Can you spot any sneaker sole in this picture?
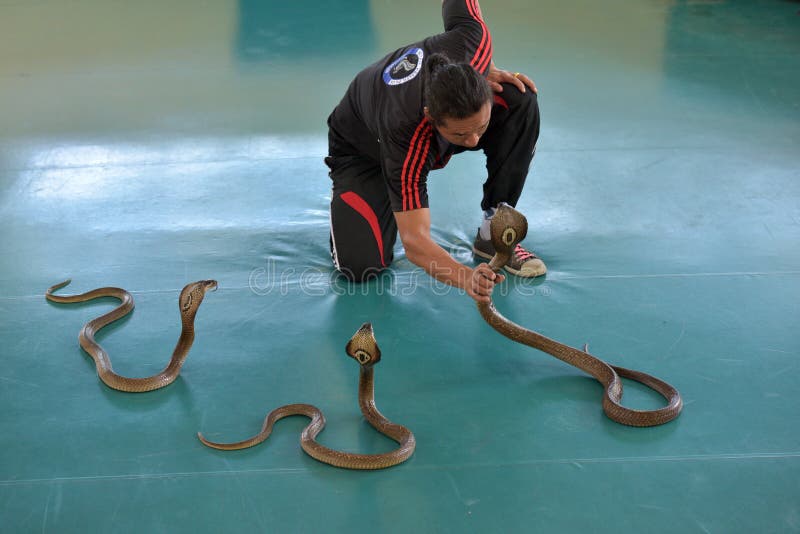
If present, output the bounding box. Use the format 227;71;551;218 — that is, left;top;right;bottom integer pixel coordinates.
471;246;547;278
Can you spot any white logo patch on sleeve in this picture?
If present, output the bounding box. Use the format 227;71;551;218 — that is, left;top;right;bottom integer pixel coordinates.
382;48;424;86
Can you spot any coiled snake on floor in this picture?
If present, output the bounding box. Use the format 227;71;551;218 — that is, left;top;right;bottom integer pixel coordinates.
479;204;683;426
45;279;218;392
198;323;416;470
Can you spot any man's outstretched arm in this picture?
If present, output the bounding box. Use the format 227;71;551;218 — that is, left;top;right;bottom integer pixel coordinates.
395;208;504;303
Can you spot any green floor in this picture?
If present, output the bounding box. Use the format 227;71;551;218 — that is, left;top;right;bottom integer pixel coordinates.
2;0;799;532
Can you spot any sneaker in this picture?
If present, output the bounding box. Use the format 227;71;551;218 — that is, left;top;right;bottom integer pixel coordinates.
472;230;547;277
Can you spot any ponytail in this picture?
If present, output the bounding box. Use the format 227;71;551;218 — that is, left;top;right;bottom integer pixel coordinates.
424;53;451;82
423;52;491;125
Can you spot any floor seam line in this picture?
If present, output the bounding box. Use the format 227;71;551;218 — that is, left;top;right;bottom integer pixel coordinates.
2;451;799;486
5;270;800;301
2;143;799;174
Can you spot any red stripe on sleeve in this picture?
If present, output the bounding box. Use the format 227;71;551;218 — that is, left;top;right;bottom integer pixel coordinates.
406;124;432;210
400;119;430;211
412;130;432;209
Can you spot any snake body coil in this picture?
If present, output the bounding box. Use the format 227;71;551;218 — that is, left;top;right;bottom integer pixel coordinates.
198;323;415;470
45;279;218;392
478;204;683;427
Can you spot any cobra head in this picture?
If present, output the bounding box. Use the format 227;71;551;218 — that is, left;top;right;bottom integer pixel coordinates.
178;280;218;322
345;323;382;367
490;203;528;255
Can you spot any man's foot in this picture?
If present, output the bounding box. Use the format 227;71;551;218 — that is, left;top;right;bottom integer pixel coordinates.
472;230;547;277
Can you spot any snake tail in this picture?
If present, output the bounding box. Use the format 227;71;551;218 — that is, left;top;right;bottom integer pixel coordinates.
478;203;683;427
197;323;415;470
46;279;217;393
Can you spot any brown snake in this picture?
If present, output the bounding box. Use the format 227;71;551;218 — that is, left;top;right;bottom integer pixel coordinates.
45;279;218;392
478;204;683;426
198;323;416;470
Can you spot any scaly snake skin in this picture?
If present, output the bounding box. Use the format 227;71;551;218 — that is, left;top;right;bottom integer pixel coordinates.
45;279;218;392
198;323;416;470
478;204;683;426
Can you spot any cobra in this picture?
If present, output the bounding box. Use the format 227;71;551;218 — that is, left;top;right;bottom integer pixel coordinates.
45;279;218;392
477;204;683;427
197;323;416;470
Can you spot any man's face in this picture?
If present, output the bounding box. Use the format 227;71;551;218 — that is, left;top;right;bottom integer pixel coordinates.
427;101;492;148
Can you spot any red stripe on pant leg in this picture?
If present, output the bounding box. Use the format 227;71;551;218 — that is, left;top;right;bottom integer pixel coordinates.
477;37;492;74
466;0;492;73
493;94;508;109
340;191;386;268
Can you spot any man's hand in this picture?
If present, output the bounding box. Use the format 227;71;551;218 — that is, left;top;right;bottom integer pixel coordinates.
395;209;506;303
487;61;538;94
468;263;505;303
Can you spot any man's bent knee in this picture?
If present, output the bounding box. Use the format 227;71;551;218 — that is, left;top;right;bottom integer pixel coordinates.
335;262;388;283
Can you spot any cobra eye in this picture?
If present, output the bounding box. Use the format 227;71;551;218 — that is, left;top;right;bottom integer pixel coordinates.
502;228;517;246
354;349;371;364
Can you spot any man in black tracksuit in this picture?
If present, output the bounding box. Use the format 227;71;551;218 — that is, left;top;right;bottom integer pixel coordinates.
327;0;543;303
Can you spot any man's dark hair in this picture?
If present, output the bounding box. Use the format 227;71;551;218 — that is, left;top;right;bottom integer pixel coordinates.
423;53;492;125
